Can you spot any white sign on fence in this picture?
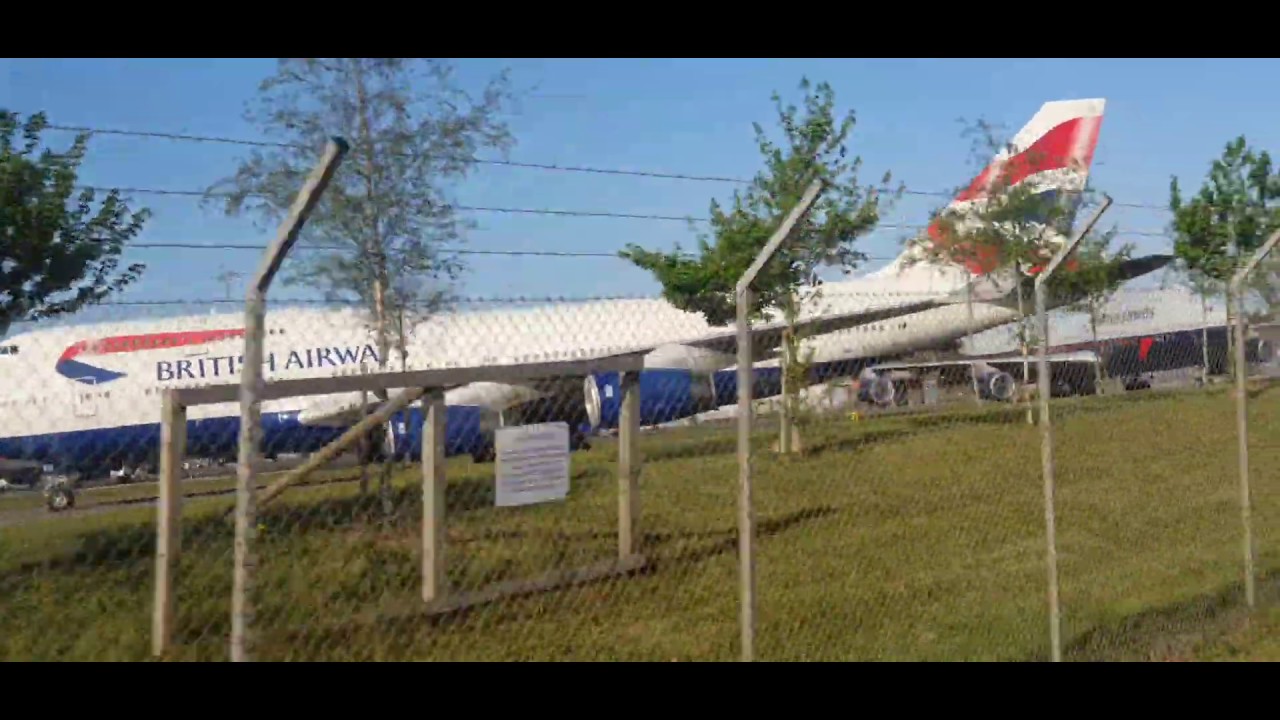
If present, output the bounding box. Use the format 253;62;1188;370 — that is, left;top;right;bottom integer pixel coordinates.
494;422;570;507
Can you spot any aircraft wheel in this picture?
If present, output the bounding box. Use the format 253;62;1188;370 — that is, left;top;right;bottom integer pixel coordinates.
46;485;75;512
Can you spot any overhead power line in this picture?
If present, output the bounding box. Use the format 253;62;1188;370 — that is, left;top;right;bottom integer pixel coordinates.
45;123;750;185
130;242;638;258
68;281;1201;311
88;294;659;308
41;120;1177;211
80;185;709;223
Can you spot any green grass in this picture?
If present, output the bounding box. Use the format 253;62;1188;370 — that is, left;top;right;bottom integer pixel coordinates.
2;385;1279;661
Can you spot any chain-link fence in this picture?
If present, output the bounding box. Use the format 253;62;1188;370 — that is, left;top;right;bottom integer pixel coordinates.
4;272;1280;660
1;277;1273;661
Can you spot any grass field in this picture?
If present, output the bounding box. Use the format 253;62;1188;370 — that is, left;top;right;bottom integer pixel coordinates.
2;385;1279;661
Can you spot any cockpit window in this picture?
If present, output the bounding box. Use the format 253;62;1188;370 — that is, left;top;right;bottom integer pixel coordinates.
0;345;17;355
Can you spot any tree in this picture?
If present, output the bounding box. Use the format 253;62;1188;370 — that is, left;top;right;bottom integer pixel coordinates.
1049;226;1135;391
618;77;899;451
204;58;519;500
0;110;151;337
899;117;1098;404
1168;135;1280;379
205;59;519;370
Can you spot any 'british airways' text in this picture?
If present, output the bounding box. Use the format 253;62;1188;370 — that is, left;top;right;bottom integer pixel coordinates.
156;344;380;381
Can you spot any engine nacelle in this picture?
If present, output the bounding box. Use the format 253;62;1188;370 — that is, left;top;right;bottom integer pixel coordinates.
857;373;902;407
1248;337;1275;366
976;370;1017;401
586;368;722;431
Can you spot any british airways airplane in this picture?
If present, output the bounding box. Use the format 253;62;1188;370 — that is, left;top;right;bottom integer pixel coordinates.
0;97;1171;488
959;283;1276;386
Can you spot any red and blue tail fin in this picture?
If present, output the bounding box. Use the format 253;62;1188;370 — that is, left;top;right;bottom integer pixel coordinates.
886;98;1106;278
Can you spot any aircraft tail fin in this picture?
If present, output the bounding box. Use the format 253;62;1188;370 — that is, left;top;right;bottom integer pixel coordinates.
881;98;1106;279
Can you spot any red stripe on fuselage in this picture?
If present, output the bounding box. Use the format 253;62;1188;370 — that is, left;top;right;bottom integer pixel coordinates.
58;328;246;363
1138;337;1155;361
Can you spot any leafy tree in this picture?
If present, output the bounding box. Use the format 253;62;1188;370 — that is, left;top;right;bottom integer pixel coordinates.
899;117;1101;403
204;58;519;370
204;58;519;500
1168;135;1280;377
0;110;151;337
620;77;898;328
1049;226;1135;390
901;118;1084;285
620;78;899;450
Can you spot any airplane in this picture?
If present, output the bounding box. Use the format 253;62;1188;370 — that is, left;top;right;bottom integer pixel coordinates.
297;98;1174;438
0;295;962;487
956;282;1276;390
0;97;1172;494
847;282;1280;410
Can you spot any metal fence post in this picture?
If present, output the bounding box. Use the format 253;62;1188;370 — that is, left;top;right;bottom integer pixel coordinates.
232;137;348;662
1034;195;1112;663
734;178;826;662
1228;228;1280;611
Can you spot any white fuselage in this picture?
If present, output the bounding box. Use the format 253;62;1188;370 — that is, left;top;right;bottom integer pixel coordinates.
957;284;1229;357
0;259;989;442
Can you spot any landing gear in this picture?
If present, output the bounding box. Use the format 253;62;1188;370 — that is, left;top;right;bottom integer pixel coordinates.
42;475;76;512
1123;375;1152;392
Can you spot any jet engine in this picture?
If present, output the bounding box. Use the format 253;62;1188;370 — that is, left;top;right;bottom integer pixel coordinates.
868;374;897;406
858;372;907;407
1248;337;1276;366
585;369;720;431
976;369;1017;401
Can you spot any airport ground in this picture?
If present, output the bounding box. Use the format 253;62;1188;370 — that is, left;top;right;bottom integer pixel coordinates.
2;373;1279;661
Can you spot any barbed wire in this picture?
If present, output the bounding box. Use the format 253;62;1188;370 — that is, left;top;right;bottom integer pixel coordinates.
44;123;750;185
129;242;641;259
54;282;1213;311
74;180;1177;242
39;120;1178;212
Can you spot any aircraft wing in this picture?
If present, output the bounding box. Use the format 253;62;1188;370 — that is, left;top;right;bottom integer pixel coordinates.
673;295;953;356
860;350;1100;404
869;349;1099;373
295;294;959;427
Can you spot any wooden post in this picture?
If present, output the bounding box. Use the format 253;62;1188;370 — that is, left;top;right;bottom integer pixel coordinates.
153;391;187;658
233;137;348;662
1228;227;1280;610
734;177;827;662
618;371;641;559
1035;195;1113;662
422;389;446;604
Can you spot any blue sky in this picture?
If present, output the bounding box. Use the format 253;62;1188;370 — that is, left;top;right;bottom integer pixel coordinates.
4;57;1280;325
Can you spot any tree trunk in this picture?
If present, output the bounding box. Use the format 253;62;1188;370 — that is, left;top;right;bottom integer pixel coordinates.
1226;290;1236;382
779;292;797;454
1201;293;1211;386
1016;263;1032;423
354;60;394;510
966;274;981;404
1090;307;1103;395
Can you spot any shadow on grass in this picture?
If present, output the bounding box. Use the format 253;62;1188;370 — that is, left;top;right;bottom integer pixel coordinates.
0;465;613;581
269;503;840;656
1020;567;1280;662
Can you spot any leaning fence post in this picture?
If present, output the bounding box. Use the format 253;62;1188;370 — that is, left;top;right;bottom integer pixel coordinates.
152;390;187;658
232;137;348;662
1228;228;1280;610
733;178;826;662
1034;194;1112;663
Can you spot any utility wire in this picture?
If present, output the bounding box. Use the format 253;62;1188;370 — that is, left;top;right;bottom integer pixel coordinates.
73;281;1201;310
42;120;1178;211
45;123;749;184
78;183;1181;232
